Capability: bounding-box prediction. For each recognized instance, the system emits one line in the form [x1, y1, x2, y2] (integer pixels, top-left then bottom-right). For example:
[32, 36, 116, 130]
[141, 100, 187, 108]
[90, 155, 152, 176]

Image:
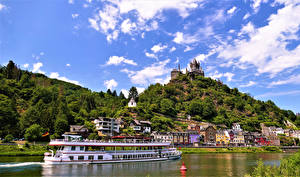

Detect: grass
[179, 146, 282, 154]
[0, 144, 48, 156]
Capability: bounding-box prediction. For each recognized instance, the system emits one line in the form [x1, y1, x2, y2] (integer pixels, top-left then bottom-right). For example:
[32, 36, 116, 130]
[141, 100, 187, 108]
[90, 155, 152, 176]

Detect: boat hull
[44, 155, 181, 164]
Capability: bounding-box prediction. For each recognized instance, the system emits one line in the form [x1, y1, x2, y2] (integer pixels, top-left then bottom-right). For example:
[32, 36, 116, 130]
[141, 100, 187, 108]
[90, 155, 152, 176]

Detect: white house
[93, 117, 120, 136]
[128, 98, 137, 107]
[232, 123, 242, 132]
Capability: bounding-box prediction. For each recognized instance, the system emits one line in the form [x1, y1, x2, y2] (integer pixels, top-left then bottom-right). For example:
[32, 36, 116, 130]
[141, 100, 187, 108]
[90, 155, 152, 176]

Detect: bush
[246, 151, 300, 176]
[3, 134, 14, 143]
[24, 124, 43, 142]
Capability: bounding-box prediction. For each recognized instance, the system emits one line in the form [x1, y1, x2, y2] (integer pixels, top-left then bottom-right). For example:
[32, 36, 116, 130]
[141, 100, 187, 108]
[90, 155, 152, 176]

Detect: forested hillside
[0, 61, 127, 139]
[129, 74, 300, 132]
[0, 61, 299, 140]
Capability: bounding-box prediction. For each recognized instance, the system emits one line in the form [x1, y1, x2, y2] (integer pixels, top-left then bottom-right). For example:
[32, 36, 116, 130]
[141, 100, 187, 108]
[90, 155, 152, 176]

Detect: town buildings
[93, 117, 121, 136]
[65, 117, 298, 148]
[130, 119, 151, 134]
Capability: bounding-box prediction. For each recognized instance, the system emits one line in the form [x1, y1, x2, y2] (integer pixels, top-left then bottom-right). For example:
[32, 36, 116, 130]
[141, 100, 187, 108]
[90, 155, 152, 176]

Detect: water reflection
[0, 153, 292, 177]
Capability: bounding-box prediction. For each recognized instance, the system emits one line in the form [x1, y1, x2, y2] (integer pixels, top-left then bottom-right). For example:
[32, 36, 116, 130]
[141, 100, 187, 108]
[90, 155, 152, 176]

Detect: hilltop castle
[171, 59, 204, 80]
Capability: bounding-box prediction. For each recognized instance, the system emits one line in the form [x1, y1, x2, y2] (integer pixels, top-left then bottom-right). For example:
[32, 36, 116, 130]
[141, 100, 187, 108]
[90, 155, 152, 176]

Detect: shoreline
[179, 147, 284, 154]
[0, 144, 292, 156]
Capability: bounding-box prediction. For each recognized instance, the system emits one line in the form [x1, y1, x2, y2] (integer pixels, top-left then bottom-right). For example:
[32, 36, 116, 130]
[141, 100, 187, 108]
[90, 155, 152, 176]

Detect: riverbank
[180, 146, 283, 154]
[0, 144, 287, 156]
[0, 145, 47, 156]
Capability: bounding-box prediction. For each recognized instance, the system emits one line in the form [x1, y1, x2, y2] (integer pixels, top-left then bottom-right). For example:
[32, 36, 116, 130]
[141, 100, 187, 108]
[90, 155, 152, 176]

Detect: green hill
[128, 73, 300, 132]
[0, 61, 299, 140]
[0, 61, 127, 139]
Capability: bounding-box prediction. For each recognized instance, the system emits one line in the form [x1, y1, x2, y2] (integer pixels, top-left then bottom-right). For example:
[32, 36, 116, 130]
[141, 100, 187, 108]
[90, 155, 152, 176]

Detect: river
[0, 153, 292, 177]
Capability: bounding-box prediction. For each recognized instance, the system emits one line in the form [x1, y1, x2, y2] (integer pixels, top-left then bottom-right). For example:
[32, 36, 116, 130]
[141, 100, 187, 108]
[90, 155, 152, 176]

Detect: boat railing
[51, 139, 171, 144]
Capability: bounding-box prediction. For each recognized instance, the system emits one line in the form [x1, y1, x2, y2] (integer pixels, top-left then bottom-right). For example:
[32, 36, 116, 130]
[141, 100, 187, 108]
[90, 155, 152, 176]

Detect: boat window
[78, 156, 84, 160]
[71, 146, 76, 151]
[80, 146, 84, 151]
[88, 156, 94, 160]
[69, 156, 74, 160]
[98, 155, 103, 160]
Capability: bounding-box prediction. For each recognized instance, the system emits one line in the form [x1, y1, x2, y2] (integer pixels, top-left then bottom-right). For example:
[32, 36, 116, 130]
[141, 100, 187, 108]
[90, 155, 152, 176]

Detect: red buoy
[180, 162, 187, 171]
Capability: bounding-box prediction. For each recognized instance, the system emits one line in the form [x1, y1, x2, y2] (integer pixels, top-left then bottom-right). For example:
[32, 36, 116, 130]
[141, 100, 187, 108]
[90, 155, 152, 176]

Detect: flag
[42, 132, 49, 137]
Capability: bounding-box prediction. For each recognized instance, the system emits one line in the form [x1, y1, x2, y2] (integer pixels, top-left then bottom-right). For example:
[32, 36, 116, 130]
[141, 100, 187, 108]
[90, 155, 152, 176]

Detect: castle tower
[188, 58, 204, 78]
[171, 64, 182, 80]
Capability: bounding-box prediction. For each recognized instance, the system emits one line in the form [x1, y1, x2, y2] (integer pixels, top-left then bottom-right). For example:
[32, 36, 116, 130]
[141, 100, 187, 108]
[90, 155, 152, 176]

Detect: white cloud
[32, 62, 45, 74]
[136, 87, 145, 94]
[122, 59, 171, 85]
[106, 56, 137, 66]
[50, 72, 80, 85]
[240, 81, 256, 87]
[173, 31, 201, 44]
[218, 2, 300, 77]
[66, 63, 71, 67]
[106, 30, 119, 42]
[0, 4, 6, 11]
[145, 52, 157, 59]
[184, 46, 193, 52]
[88, 18, 100, 31]
[194, 54, 206, 62]
[256, 90, 300, 98]
[104, 79, 118, 89]
[120, 89, 129, 98]
[238, 22, 255, 36]
[88, 0, 203, 41]
[173, 32, 184, 44]
[68, 0, 74, 4]
[169, 47, 176, 52]
[40, 52, 44, 56]
[209, 71, 234, 82]
[269, 74, 300, 86]
[243, 13, 250, 20]
[251, 0, 268, 12]
[121, 19, 136, 34]
[71, 14, 79, 19]
[151, 43, 167, 53]
[227, 6, 236, 14]
[23, 63, 29, 68]
[112, 0, 201, 20]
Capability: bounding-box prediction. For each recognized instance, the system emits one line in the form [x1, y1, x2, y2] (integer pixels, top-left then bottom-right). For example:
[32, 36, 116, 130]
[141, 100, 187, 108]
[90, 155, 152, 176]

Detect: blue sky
[0, 0, 300, 113]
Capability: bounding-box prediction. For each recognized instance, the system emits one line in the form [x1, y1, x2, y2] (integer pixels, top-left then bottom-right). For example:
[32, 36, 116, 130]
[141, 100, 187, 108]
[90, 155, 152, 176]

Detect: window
[80, 146, 84, 151]
[69, 156, 74, 160]
[71, 146, 76, 151]
[98, 155, 103, 160]
[88, 156, 94, 160]
[78, 156, 84, 160]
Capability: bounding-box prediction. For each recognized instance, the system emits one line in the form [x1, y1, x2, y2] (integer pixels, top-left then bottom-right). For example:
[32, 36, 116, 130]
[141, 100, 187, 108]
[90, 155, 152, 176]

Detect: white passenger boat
[44, 135, 181, 164]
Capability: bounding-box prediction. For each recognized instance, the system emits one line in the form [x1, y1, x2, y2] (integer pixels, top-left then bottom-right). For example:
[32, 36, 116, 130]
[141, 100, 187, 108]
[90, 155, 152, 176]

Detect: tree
[202, 98, 217, 120]
[128, 87, 138, 101]
[187, 99, 203, 116]
[0, 94, 18, 137]
[160, 98, 176, 117]
[112, 90, 117, 97]
[24, 124, 43, 142]
[119, 91, 126, 99]
[54, 118, 68, 136]
[3, 134, 14, 143]
[106, 89, 112, 95]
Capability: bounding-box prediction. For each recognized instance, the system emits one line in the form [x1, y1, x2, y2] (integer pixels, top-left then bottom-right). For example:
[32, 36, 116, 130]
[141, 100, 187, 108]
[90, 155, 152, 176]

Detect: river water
[0, 153, 292, 177]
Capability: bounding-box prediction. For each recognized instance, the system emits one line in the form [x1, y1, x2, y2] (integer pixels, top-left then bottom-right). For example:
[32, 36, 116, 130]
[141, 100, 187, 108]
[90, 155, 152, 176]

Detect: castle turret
[188, 58, 204, 77]
[171, 64, 182, 80]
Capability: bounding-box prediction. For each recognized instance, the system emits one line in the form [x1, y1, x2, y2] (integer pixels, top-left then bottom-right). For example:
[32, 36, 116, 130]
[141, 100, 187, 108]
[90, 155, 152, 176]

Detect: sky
[0, 0, 300, 113]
